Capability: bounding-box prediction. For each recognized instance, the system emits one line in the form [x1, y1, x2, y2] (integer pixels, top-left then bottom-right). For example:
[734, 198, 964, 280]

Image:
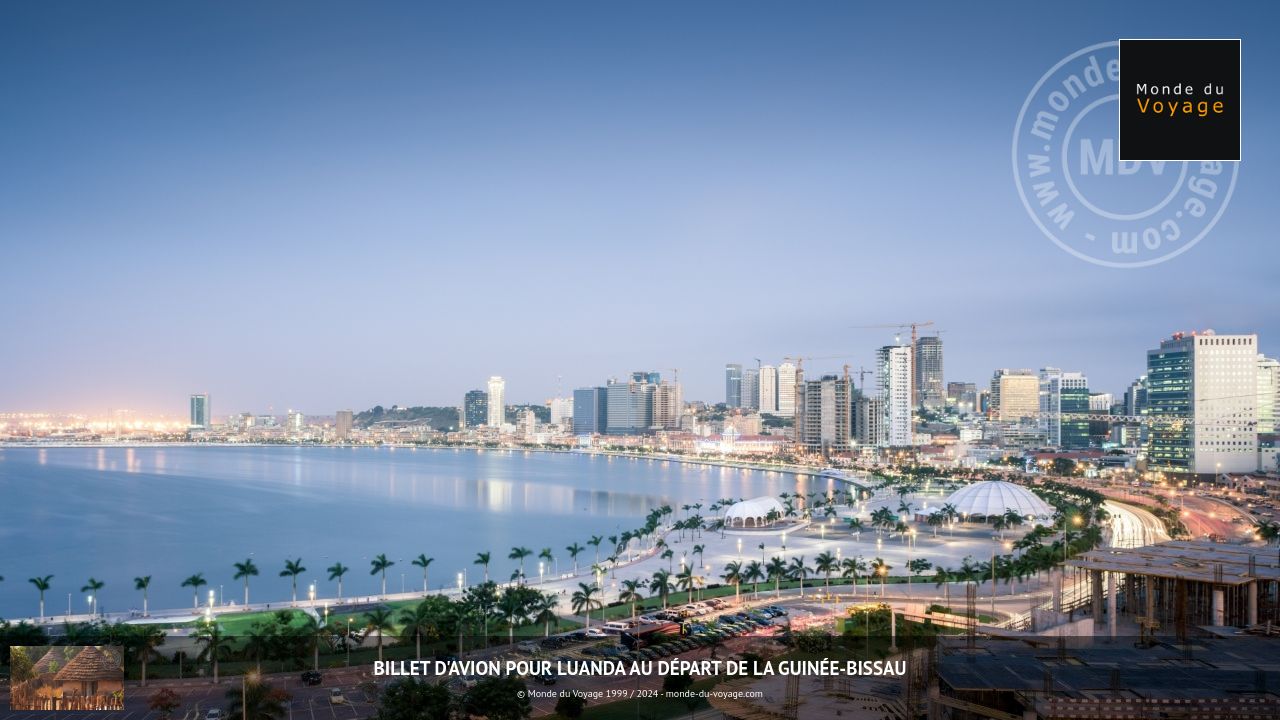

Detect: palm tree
[280, 558, 306, 604]
[327, 562, 349, 600]
[692, 544, 706, 569]
[234, 558, 260, 606]
[364, 607, 395, 662]
[127, 576, 151, 617]
[588, 535, 604, 564]
[508, 547, 532, 584]
[538, 548, 554, 577]
[498, 588, 527, 645]
[565, 543, 584, 575]
[399, 601, 437, 660]
[181, 573, 206, 610]
[846, 517, 865, 537]
[675, 566, 696, 596]
[193, 619, 227, 684]
[648, 570, 673, 609]
[721, 561, 743, 604]
[475, 552, 491, 583]
[619, 579, 645, 619]
[840, 556, 867, 597]
[813, 551, 837, 591]
[934, 567, 952, 607]
[766, 557, 788, 597]
[660, 548, 674, 572]
[533, 593, 560, 637]
[787, 557, 810, 598]
[226, 676, 288, 720]
[370, 554, 395, 596]
[412, 554, 434, 593]
[81, 578, 104, 617]
[570, 583, 602, 629]
[29, 575, 53, 620]
[134, 624, 166, 687]
[742, 561, 765, 600]
[871, 557, 892, 597]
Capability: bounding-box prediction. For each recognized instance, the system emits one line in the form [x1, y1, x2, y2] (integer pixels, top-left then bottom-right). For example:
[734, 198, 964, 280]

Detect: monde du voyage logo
[1012, 40, 1240, 268]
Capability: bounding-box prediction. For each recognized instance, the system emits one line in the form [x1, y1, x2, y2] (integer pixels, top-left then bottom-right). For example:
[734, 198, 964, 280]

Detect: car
[205, 710, 223, 720]
[585, 627, 608, 638]
[536, 672, 557, 685]
[517, 641, 541, 653]
[638, 614, 658, 623]
[329, 689, 346, 705]
[640, 648, 660, 660]
[569, 631, 589, 640]
[766, 606, 788, 616]
[300, 671, 323, 686]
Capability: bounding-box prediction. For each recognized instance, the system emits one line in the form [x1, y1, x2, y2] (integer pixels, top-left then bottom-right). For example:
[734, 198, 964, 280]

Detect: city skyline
[3, 1, 1279, 415]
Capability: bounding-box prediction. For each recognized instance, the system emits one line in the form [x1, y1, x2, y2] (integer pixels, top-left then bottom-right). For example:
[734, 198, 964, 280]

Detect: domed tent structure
[943, 480, 1053, 521]
[722, 497, 786, 528]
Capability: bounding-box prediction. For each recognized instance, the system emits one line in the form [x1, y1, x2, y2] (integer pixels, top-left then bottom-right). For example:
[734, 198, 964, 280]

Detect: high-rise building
[777, 362, 798, 415]
[876, 345, 913, 446]
[946, 382, 978, 413]
[1039, 368, 1090, 449]
[189, 393, 211, 429]
[572, 387, 607, 435]
[548, 397, 574, 427]
[335, 410, 353, 439]
[1147, 331, 1258, 477]
[463, 390, 489, 428]
[1259, 355, 1280, 434]
[286, 409, 305, 433]
[741, 367, 760, 410]
[758, 365, 779, 414]
[854, 396, 885, 446]
[1089, 393, 1114, 412]
[1124, 376, 1149, 417]
[651, 381, 683, 429]
[795, 374, 851, 455]
[991, 369, 1039, 422]
[725, 364, 743, 407]
[486, 376, 506, 427]
[914, 336, 945, 409]
[606, 377, 654, 434]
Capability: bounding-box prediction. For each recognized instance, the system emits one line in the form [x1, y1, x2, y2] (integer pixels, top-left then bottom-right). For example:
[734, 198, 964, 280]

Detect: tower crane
[851, 321, 936, 406]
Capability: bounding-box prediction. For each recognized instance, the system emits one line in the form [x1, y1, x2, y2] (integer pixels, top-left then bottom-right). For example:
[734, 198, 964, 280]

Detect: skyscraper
[741, 367, 760, 410]
[724, 364, 743, 407]
[758, 365, 779, 414]
[946, 382, 978, 413]
[606, 377, 654, 434]
[486, 376, 506, 427]
[991, 369, 1039, 422]
[335, 409, 354, 439]
[572, 386, 608, 435]
[914, 336, 945, 409]
[651, 381, 683, 429]
[189, 393, 211, 429]
[463, 390, 488, 428]
[854, 396, 885, 446]
[1147, 331, 1258, 477]
[286, 409, 305, 433]
[1259, 355, 1279, 434]
[876, 345, 913, 446]
[1039, 368, 1090, 449]
[548, 397, 574, 426]
[777, 362, 798, 415]
[795, 374, 851, 455]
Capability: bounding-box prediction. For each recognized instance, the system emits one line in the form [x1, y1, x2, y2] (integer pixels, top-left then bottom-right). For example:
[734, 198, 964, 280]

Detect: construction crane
[851, 321, 935, 406]
[664, 368, 680, 384]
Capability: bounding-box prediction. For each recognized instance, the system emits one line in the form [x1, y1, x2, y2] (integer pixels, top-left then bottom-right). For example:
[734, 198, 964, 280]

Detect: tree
[398, 601, 440, 660]
[908, 558, 933, 583]
[497, 587, 530, 645]
[619, 579, 645, 619]
[365, 607, 395, 662]
[148, 688, 182, 719]
[813, 551, 837, 591]
[462, 675, 531, 720]
[327, 562, 349, 600]
[538, 548, 554, 576]
[131, 575, 152, 617]
[533, 593, 559, 637]
[787, 557, 810, 598]
[226, 677, 290, 720]
[933, 567, 952, 607]
[588, 535, 604, 564]
[508, 547, 532, 584]
[132, 624, 166, 686]
[721, 561, 743, 604]
[28, 575, 53, 620]
[181, 573, 206, 610]
[648, 570, 673, 609]
[766, 557, 788, 597]
[570, 583, 602, 629]
[412, 554, 434, 593]
[871, 557, 892, 597]
[554, 692, 588, 720]
[475, 552, 491, 583]
[742, 561, 765, 600]
[280, 558, 306, 604]
[79, 577, 104, 616]
[193, 619, 228, 684]
[234, 558, 260, 606]
[565, 543, 584, 575]
[371, 554, 395, 596]
[377, 678, 452, 720]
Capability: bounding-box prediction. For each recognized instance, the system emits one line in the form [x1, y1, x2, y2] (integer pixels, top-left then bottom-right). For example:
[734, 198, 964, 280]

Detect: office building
[572, 387, 607, 435]
[725, 364, 743, 407]
[877, 345, 913, 446]
[651, 381, 683, 429]
[741, 367, 759, 410]
[1124, 376, 1149, 417]
[758, 365, 778, 414]
[854, 396, 885, 446]
[486, 376, 506, 427]
[795, 374, 851, 455]
[1089, 392, 1114, 412]
[548, 397, 574, 427]
[1147, 331, 1258, 477]
[463, 390, 488, 428]
[914, 336, 945, 409]
[777, 362, 798, 415]
[606, 377, 654, 434]
[189, 393, 211, 429]
[946, 382, 978, 413]
[1039, 368, 1090, 449]
[991, 369, 1038, 422]
[286, 409, 304, 433]
[335, 410, 353, 439]
[1260, 355, 1280, 434]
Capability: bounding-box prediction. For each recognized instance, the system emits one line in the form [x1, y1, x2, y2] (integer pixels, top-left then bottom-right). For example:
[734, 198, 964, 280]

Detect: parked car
[329, 689, 346, 705]
[766, 606, 787, 616]
[585, 627, 608, 638]
[517, 641, 540, 653]
[300, 671, 323, 686]
[205, 710, 223, 720]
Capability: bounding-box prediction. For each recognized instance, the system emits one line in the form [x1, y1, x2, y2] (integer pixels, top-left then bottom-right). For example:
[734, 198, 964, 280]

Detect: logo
[1012, 42, 1238, 268]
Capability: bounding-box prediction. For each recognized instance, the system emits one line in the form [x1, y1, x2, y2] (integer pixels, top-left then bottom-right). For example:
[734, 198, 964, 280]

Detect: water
[0, 446, 816, 619]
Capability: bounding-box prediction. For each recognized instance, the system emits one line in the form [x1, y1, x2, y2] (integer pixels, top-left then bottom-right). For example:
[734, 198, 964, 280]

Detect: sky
[1, 1, 1277, 416]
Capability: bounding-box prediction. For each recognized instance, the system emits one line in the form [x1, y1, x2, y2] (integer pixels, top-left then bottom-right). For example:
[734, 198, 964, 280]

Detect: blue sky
[1, 1, 1276, 415]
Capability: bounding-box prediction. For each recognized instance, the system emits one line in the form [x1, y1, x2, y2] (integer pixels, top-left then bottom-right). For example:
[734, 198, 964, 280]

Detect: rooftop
[1066, 540, 1280, 586]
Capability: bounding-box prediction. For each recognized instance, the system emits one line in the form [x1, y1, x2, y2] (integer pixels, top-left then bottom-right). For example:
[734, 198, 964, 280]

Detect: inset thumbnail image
[8, 646, 124, 711]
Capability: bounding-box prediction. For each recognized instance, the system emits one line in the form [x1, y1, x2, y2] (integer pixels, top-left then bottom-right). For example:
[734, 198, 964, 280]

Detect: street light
[346, 619, 352, 666]
[539, 562, 544, 585]
[242, 668, 260, 720]
[308, 583, 316, 604]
